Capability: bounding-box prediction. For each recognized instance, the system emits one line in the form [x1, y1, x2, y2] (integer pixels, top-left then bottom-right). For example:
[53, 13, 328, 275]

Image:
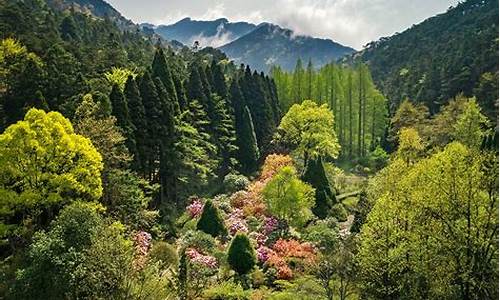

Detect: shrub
[196, 200, 227, 237]
[223, 173, 250, 193]
[203, 281, 250, 300]
[331, 203, 348, 222]
[227, 233, 256, 276]
[149, 241, 178, 270]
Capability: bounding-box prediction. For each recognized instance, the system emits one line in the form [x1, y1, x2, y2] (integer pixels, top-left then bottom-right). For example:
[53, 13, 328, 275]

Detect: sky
[106, 0, 460, 49]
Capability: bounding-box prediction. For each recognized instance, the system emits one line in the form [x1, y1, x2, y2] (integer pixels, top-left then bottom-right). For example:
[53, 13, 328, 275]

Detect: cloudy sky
[106, 0, 459, 49]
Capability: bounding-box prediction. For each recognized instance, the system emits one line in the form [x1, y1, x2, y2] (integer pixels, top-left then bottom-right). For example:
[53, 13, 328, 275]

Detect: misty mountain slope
[46, 0, 134, 28]
[219, 23, 355, 72]
[350, 0, 499, 117]
[155, 17, 256, 47]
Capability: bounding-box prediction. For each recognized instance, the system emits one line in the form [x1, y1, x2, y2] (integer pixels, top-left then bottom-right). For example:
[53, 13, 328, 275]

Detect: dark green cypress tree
[186, 65, 209, 110]
[211, 59, 228, 99]
[109, 83, 133, 132]
[239, 67, 276, 151]
[210, 94, 238, 179]
[302, 156, 335, 219]
[172, 73, 186, 114]
[196, 200, 226, 237]
[229, 81, 259, 175]
[239, 106, 260, 175]
[152, 47, 180, 114]
[227, 233, 256, 276]
[266, 75, 282, 124]
[139, 71, 162, 181]
[198, 65, 212, 101]
[155, 77, 178, 208]
[178, 250, 188, 300]
[124, 75, 146, 174]
[351, 190, 371, 233]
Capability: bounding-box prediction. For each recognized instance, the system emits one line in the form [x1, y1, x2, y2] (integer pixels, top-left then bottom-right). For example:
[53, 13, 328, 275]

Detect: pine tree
[196, 200, 226, 237]
[109, 83, 132, 133]
[210, 94, 238, 179]
[139, 71, 162, 181]
[186, 64, 209, 113]
[124, 75, 145, 174]
[227, 233, 256, 276]
[152, 47, 180, 113]
[178, 250, 188, 300]
[302, 157, 335, 219]
[239, 67, 276, 151]
[211, 59, 228, 99]
[155, 77, 177, 207]
[230, 80, 259, 174]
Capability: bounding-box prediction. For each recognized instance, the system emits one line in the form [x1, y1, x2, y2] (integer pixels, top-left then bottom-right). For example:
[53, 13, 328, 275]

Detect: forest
[0, 0, 498, 299]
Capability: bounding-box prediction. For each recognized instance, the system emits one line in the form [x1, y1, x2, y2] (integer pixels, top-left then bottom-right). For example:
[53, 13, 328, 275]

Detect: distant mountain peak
[151, 17, 354, 71]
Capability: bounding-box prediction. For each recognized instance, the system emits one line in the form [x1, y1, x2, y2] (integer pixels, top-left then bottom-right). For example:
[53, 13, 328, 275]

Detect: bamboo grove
[271, 60, 388, 159]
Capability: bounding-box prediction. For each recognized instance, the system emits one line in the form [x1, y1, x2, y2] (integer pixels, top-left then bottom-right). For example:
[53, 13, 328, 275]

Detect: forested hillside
[0, 0, 498, 299]
[350, 0, 499, 120]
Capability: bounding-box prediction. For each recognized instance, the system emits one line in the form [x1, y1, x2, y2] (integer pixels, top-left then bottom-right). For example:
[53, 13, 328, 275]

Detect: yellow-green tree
[276, 100, 340, 164]
[358, 142, 498, 299]
[262, 166, 315, 227]
[0, 108, 103, 242]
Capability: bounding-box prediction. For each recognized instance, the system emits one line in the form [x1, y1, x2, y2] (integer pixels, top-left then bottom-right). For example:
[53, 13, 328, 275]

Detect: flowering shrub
[256, 245, 272, 263]
[186, 248, 218, 269]
[272, 239, 316, 262]
[259, 154, 294, 182]
[262, 239, 317, 280]
[250, 232, 268, 246]
[226, 209, 249, 235]
[262, 217, 279, 234]
[132, 231, 152, 269]
[186, 198, 204, 218]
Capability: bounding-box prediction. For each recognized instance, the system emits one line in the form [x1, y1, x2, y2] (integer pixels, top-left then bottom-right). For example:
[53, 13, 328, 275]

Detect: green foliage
[223, 173, 250, 194]
[452, 98, 491, 149]
[196, 200, 227, 237]
[262, 166, 315, 227]
[105, 169, 159, 231]
[105, 67, 137, 91]
[303, 218, 339, 254]
[302, 157, 335, 219]
[358, 142, 499, 299]
[330, 203, 348, 222]
[149, 241, 179, 270]
[0, 108, 103, 241]
[227, 233, 256, 276]
[277, 100, 340, 162]
[203, 281, 250, 300]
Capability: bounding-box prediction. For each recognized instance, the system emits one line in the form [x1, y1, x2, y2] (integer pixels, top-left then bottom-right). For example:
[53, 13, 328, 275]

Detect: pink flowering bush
[186, 198, 204, 218]
[257, 245, 272, 263]
[249, 232, 268, 246]
[186, 248, 218, 269]
[262, 216, 279, 234]
[132, 231, 152, 269]
[226, 209, 249, 235]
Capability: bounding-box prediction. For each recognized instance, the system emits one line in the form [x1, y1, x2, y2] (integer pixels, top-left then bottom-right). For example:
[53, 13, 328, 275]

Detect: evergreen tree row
[271, 60, 387, 158]
[109, 47, 281, 215]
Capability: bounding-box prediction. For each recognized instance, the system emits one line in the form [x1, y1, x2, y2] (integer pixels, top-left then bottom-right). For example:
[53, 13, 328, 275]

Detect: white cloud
[108, 0, 460, 49]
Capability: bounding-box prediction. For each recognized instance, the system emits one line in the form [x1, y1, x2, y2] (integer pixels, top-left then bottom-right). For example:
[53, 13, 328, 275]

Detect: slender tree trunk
[358, 68, 362, 158]
[348, 73, 353, 158]
[371, 97, 376, 149]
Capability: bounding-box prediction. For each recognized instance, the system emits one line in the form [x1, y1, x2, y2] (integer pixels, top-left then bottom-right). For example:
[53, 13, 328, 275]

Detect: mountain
[46, 0, 134, 28]
[350, 0, 499, 119]
[219, 23, 355, 72]
[155, 17, 257, 48]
